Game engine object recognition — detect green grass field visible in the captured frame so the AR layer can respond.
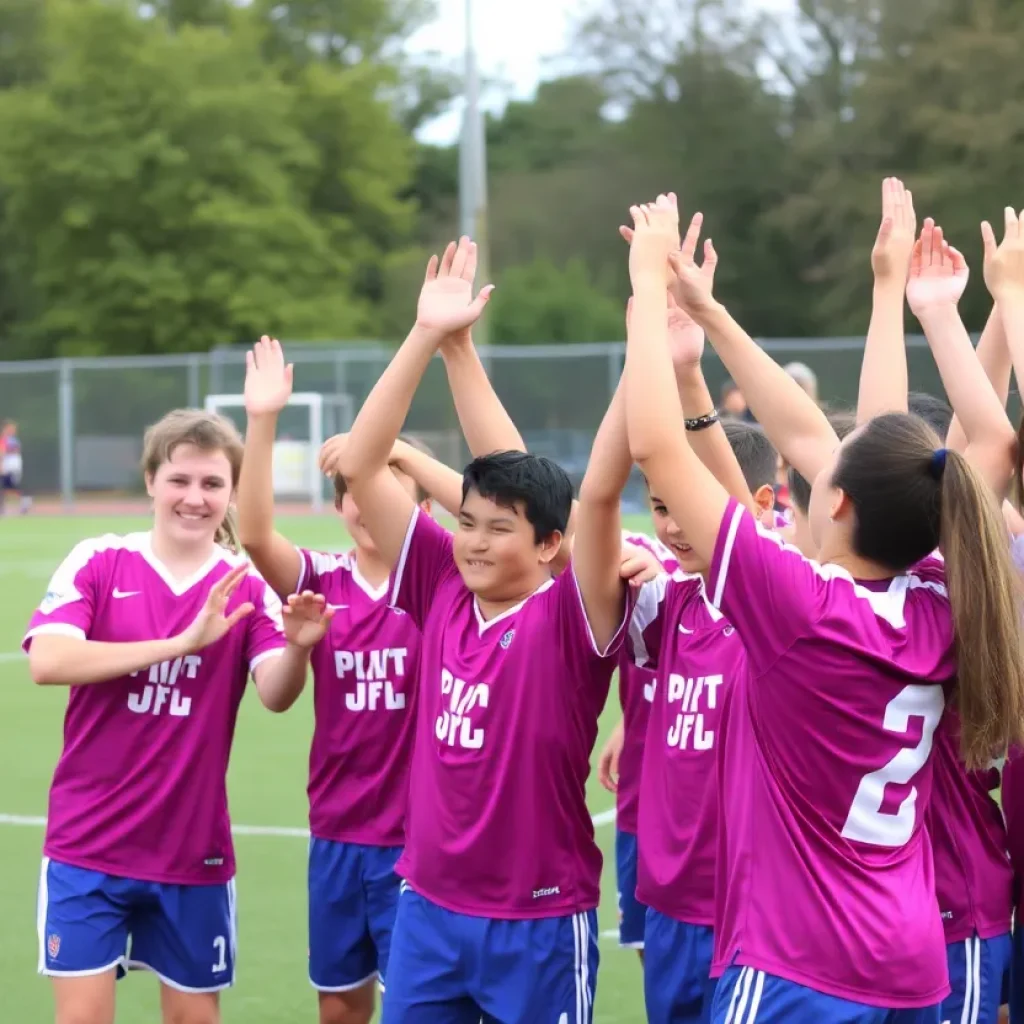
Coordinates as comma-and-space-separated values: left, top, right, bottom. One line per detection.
0, 513, 654, 1022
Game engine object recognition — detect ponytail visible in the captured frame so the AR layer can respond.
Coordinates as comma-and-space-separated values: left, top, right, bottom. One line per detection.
941, 449, 1024, 768
215, 506, 242, 555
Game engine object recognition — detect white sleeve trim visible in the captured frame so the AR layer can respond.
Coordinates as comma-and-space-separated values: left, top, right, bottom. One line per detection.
710, 503, 745, 610
569, 565, 630, 659
24, 624, 87, 646
249, 648, 285, 675
389, 507, 421, 608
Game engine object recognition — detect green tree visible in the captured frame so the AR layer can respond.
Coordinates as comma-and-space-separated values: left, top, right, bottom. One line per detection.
0, 0, 416, 356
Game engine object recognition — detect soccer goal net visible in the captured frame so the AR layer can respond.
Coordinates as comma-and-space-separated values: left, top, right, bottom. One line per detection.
203, 392, 355, 512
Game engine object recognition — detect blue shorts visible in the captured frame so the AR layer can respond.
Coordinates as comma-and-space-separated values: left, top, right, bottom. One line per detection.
644, 910, 716, 1024
615, 829, 646, 948
381, 885, 599, 1024
308, 837, 402, 992
943, 933, 1011, 1024
37, 857, 236, 993
712, 966, 942, 1024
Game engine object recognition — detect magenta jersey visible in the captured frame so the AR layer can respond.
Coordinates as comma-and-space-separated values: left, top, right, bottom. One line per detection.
297, 548, 421, 846
629, 570, 744, 925
925, 713, 1012, 942
23, 533, 286, 885
708, 499, 955, 1008
615, 530, 678, 833
389, 508, 633, 918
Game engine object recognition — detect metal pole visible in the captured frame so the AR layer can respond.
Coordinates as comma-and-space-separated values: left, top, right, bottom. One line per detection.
58, 359, 75, 509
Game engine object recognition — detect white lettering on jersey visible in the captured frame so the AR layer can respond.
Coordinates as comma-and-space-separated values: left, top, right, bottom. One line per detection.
435, 668, 489, 749
334, 648, 408, 712
666, 673, 722, 751
127, 656, 201, 717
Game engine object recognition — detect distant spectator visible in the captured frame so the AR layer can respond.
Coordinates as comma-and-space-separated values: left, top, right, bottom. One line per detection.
783, 361, 819, 405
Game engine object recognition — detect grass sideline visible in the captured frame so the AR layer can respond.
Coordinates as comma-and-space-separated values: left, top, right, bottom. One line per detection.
0, 513, 655, 1023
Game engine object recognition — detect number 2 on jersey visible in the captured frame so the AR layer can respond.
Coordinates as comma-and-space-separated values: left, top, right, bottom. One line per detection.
841, 684, 944, 848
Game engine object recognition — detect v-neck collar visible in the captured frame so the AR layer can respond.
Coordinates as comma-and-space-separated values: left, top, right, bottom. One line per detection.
132, 532, 229, 597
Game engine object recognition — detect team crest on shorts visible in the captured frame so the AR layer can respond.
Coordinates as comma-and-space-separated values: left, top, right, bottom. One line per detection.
500, 629, 515, 650
47, 933, 60, 959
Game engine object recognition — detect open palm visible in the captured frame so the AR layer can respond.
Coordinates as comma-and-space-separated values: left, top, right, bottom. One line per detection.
245, 336, 293, 416
906, 220, 968, 316
416, 237, 494, 337
283, 591, 335, 649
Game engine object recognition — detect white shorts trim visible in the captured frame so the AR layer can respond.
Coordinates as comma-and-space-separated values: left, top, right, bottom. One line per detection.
122, 958, 232, 995
310, 969, 379, 994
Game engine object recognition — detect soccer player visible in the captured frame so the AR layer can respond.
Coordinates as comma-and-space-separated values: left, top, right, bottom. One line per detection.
25, 409, 330, 1024
625, 193, 1024, 1022
329, 237, 634, 1023
236, 338, 444, 1024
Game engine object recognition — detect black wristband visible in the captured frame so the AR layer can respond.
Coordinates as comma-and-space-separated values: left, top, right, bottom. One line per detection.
685, 411, 719, 432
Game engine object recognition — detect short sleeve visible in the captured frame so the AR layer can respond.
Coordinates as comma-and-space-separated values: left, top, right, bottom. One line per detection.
628, 573, 673, 671
551, 563, 637, 701
388, 508, 459, 631
245, 574, 287, 673
23, 538, 105, 650
707, 499, 823, 664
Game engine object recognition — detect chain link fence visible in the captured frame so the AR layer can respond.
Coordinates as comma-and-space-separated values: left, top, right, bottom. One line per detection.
0, 337, 964, 506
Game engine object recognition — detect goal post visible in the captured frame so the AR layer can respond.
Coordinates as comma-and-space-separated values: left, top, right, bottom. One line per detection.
204, 392, 327, 512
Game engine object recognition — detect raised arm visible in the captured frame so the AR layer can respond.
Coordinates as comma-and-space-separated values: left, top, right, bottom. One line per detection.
331, 239, 493, 568
440, 332, 526, 456
625, 195, 730, 564
907, 220, 1016, 496
237, 336, 303, 598
857, 177, 916, 423
667, 247, 837, 485
945, 306, 1011, 454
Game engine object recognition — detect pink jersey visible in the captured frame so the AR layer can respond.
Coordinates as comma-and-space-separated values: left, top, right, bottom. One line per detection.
297, 548, 421, 846
925, 713, 1012, 942
709, 500, 954, 1008
615, 530, 678, 833
629, 571, 744, 925
389, 508, 633, 918
23, 533, 286, 885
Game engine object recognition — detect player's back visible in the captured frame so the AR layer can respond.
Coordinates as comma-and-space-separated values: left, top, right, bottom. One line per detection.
24, 532, 284, 885
924, 712, 1012, 944
708, 501, 954, 1007
298, 547, 422, 846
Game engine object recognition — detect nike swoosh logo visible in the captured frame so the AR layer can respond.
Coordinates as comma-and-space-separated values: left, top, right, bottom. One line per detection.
678, 624, 694, 635
112, 589, 139, 599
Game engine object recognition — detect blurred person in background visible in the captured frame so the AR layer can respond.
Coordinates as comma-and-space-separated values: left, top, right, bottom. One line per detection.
1, 419, 31, 514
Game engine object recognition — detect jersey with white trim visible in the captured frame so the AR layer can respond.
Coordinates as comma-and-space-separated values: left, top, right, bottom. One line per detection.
629, 570, 744, 925
615, 530, 678, 834
298, 547, 422, 846
708, 499, 954, 1008
23, 533, 286, 884
390, 509, 634, 918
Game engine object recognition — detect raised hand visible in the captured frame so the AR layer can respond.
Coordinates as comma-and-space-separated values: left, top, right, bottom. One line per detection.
627, 193, 680, 290
416, 237, 495, 339
244, 336, 294, 416
981, 207, 1024, 303
282, 591, 335, 648
905, 219, 969, 316
871, 177, 917, 284
176, 565, 254, 655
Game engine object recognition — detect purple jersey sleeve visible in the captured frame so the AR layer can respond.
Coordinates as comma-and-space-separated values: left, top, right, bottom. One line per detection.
244, 571, 287, 671
23, 537, 111, 649
628, 573, 673, 671
389, 508, 459, 630
707, 499, 830, 665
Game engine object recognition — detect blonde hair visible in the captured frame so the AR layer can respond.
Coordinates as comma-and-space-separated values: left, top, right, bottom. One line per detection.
141, 409, 245, 553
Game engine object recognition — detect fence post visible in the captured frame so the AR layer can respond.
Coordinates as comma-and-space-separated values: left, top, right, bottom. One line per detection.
59, 359, 75, 508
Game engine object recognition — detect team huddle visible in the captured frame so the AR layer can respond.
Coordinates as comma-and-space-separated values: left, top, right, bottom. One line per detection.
22, 181, 1024, 1024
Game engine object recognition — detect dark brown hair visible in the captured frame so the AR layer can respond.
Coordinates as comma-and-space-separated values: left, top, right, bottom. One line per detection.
834, 412, 1024, 768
